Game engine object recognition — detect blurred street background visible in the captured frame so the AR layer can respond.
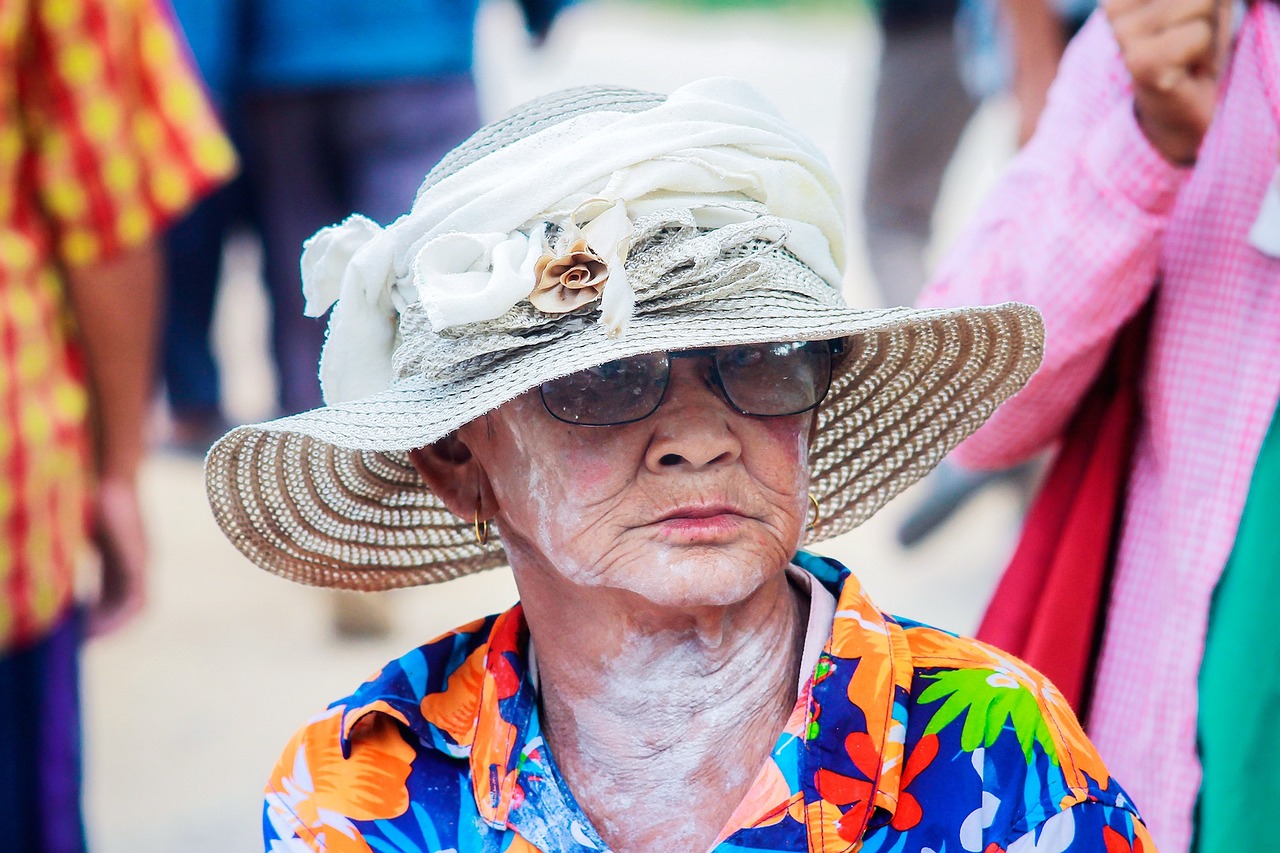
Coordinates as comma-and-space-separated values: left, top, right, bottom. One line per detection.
83, 0, 1025, 848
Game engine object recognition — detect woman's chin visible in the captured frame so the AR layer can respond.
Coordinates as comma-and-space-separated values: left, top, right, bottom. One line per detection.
609, 545, 789, 610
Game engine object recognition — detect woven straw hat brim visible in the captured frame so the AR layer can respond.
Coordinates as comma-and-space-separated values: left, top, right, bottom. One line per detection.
205, 301, 1043, 591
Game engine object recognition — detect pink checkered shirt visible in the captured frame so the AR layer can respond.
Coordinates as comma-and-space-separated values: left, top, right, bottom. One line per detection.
920, 6, 1280, 851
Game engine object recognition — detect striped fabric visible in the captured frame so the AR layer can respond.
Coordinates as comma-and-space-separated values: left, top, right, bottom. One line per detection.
1, 0, 235, 650
921, 5, 1280, 852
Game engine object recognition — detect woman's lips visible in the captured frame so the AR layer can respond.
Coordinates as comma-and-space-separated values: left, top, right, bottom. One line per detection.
657, 504, 742, 521
654, 505, 748, 540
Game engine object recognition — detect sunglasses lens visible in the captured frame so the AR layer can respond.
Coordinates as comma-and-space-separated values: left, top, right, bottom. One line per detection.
541, 352, 670, 425
715, 341, 832, 416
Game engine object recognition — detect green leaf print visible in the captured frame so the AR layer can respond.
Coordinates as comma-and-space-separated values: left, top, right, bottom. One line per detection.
918, 669, 1059, 765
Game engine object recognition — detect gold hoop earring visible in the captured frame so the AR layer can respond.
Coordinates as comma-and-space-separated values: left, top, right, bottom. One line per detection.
473, 498, 490, 546
806, 493, 821, 532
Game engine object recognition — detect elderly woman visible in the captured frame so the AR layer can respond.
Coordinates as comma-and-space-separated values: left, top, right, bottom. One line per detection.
206, 80, 1154, 853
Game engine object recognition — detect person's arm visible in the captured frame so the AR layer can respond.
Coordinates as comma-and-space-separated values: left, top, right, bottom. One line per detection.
62, 240, 162, 636
919, 11, 1195, 469
1001, 0, 1070, 144
21, 0, 236, 635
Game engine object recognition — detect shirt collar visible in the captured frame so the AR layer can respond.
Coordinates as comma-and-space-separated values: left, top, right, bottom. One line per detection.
467, 605, 538, 828
792, 551, 913, 837
333, 606, 536, 833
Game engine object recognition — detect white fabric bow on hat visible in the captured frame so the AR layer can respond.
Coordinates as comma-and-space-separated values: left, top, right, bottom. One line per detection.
298, 77, 847, 405
411, 199, 636, 337
412, 230, 545, 330
300, 214, 406, 405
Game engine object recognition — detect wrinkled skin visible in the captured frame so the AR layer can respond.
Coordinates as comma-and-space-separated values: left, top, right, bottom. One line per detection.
413, 355, 815, 610
410, 354, 815, 852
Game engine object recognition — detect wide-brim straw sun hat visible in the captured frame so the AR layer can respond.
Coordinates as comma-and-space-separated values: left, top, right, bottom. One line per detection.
205, 78, 1044, 592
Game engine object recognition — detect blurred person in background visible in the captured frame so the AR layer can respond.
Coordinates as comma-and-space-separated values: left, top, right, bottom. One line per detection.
162, 0, 253, 453
239, 0, 569, 420
0, 0, 234, 849
921, 0, 1280, 849
862, 0, 1094, 546
164, 0, 573, 636
863, 0, 1094, 308
163, 0, 572, 446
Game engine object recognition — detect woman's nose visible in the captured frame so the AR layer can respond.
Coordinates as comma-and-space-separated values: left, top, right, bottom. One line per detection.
643, 357, 742, 471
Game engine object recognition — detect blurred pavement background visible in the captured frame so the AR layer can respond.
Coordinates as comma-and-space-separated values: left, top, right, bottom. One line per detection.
82, 1, 1023, 849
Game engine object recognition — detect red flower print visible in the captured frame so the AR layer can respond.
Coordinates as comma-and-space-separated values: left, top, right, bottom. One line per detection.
815, 768, 873, 809
890, 734, 939, 831
1104, 825, 1147, 853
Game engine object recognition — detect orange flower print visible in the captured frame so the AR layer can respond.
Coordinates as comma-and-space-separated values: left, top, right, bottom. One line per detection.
907, 626, 1110, 793
814, 768, 873, 812
844, 653, 893, 747
265, 707, 416, 853
421, 643, 488, 747
843, 730, 881, 782
814, 728, 879, 812
828, 582, 890, 662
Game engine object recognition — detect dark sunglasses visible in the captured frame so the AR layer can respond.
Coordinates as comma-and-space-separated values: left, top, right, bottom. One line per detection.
539, 339, 843, 427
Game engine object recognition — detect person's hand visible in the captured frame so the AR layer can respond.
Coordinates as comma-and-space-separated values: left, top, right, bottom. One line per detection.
86, 475, 148, 638
1104, 0, 1233, 164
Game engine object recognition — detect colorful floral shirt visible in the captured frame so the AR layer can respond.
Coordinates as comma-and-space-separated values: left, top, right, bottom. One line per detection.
263, 553, 1156, 853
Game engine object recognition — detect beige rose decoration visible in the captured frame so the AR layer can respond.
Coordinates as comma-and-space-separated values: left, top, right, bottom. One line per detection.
530, 239, 609, 314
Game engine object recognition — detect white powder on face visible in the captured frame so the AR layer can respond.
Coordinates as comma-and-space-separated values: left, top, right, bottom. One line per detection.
476, 397, 814, 849
485, 396, 817, 612
493, 411, 613, 585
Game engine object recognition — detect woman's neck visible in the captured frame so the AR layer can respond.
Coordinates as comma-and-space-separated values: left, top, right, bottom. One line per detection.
519, 570, 806, 853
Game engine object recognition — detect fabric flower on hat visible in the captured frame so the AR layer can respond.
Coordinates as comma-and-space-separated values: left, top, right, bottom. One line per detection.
412, 199, 637, 337
528, 199, 636, 332
576, 200, 634, 337
530, 239, 607, 313
413, 230, 545, 332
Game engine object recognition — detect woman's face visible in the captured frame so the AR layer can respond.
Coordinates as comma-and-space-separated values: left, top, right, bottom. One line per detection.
457, 355, 814, 609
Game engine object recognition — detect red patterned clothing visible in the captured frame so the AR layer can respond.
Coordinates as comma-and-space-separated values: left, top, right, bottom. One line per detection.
263, 554, 1155, 852
1, 0, 235, 649
920, 5, 1280, 850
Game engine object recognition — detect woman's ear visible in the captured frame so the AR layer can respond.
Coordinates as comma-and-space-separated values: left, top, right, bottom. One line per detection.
408, 434, 490, 521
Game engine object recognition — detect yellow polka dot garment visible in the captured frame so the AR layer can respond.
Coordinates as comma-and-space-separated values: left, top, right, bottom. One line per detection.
0, 0, 235, 649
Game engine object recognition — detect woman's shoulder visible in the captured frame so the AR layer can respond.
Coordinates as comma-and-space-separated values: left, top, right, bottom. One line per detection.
896, 618, 1105, 787
805, 557, 1149, 847
261, 612, 510, 847
268, 611, 507, 781
890, 619, 1148, 845
346, 612, 501, 711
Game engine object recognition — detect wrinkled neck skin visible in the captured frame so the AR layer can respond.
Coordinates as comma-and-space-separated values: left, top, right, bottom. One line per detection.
511, 549, 806, 853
